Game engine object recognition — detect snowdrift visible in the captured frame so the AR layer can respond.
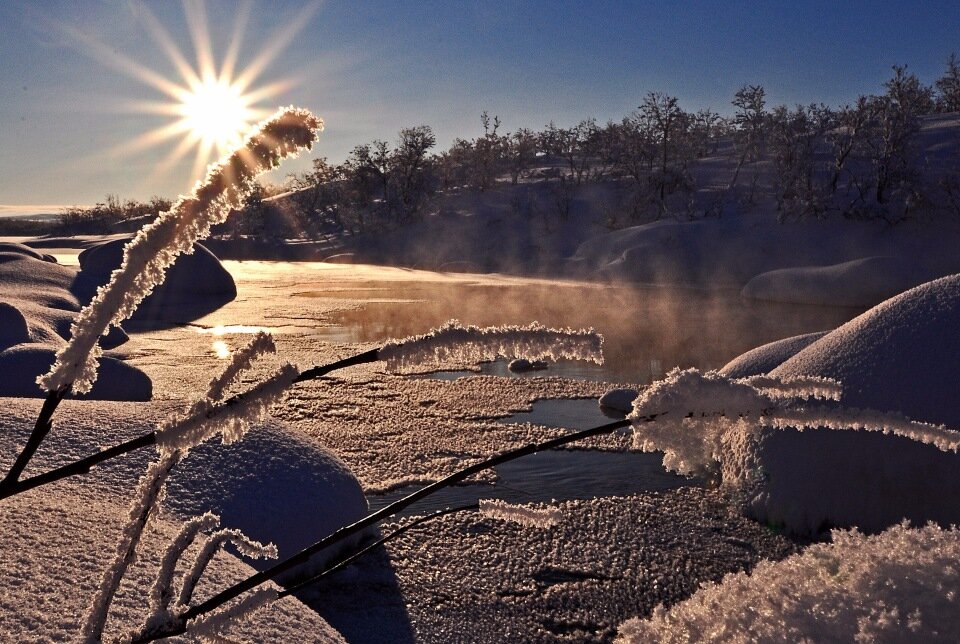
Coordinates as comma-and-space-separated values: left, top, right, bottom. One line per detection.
718, 331, 827, 378
166, 419, 370, 584
741, 256, 937, 307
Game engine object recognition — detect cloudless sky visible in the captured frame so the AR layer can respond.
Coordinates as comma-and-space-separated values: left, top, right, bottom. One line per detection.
1, 0, 959, 212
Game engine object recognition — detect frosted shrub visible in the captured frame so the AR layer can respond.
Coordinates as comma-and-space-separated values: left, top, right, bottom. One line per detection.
378, 320, 603, 371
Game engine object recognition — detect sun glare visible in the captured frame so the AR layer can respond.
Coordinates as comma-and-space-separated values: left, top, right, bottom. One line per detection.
179, 78, 253, 150
65, 1, 318, 184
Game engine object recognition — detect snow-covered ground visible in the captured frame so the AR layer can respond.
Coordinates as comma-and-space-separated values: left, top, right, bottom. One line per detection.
4, 195, 960, 641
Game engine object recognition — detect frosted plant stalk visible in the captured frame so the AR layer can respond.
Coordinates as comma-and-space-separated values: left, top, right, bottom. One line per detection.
185, 588, 278, 641
203, 332, 276, 403
741, 375, 842, 401
82, 452, 179, 643
39, 108, 322, 394
479, 499, 562, 528
378, 320, 603, 371
146, 513, 220, 626
156, 363, 299, 453
178, 529, 278, 608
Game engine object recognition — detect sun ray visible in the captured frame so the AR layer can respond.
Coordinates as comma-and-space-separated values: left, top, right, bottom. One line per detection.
182, 0, 217, 82
50, 0, 313, 184
57, 22, 186, 100
105, 120, 194, 158
232, 1, 320, 93
220, 0, 253, 83
133, 1, 202, 89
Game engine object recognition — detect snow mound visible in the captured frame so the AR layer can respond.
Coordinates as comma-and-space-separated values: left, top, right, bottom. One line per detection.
78, 236, 237, 319
619, 522, 960, 643
771, 273, 960, 426
0, 343, 152, 400
165, 419, 369, 584
0, 241, 56, 262
741, 256, 936, 307
718, 331, 828, 378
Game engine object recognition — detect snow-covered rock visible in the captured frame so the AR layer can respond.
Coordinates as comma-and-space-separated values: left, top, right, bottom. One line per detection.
79, 236, 237, 319
507, 358, 548, 372
771, 273, 960, 426
0, 241, 56, 262
741, 256, 936, 307
0, 254, 147, 398
718, 331, 827, 378
0, 343, 151, 400
599, 387, 638, 412
737, 275, 960, 534
165, 419, 370, 584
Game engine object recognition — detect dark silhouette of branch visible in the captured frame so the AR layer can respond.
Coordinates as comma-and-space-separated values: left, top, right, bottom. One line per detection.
0, 388, 67, 493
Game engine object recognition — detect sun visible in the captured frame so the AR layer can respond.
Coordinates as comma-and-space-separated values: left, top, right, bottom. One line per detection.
63, 1, 318, 184
179, 78, 255, 151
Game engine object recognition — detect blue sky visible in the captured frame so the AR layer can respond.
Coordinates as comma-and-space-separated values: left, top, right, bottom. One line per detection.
1, 0, 959, 212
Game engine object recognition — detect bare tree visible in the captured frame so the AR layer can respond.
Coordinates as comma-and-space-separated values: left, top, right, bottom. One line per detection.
935, 53, 960, 113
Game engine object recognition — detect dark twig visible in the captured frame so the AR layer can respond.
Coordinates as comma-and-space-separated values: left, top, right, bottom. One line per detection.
134, 415, 646, 642
0, 388, 67, 493
279, 503, 480, 597
0, 350, 381, 501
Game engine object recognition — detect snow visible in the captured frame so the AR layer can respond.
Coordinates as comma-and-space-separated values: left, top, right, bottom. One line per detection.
741, 255, 938, 307
719, 330, 827, 378
619, 522, 960, 643
164, 420, 370, 583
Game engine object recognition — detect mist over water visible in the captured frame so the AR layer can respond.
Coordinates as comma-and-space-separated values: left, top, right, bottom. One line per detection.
298, 276, 860, 383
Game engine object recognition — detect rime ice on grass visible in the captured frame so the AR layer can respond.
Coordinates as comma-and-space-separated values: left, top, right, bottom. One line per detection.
479, 499, 562, 528
378, 320, 603, 372
186, 588, 279, 641
768, 405, 960, 453
39, 108, 322, 394
156, 363, 300, 453
148, 513, 220, 623
178, 529, 277, 608
82, 452, 179, 643
618, 522, 960, 643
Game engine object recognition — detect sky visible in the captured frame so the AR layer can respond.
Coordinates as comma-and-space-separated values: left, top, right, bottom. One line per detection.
1, 0, 959, 213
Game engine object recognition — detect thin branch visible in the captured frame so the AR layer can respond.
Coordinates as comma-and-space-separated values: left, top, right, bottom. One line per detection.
0, 350, 381, 502
279, 503, 480, 597
133, 416, 643, 642
0, 388, 67, 491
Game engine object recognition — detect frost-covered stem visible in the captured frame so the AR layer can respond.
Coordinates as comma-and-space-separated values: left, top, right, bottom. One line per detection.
146, 513, 220, 625
178, 529, 277, 608
0, 388, 66, 490
40, 107, 322, 396
203, 332, 276, 403
143, 416, 642, 640
280, 504, 480, 597
82, 452, 180, 643
184, 588, 278, 641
